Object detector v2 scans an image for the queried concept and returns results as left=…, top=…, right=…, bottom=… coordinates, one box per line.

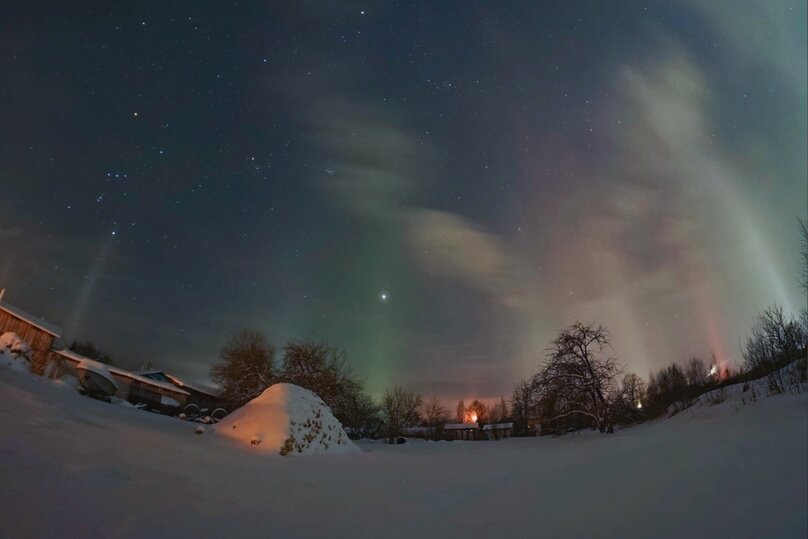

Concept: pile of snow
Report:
left=0, top=332, right=32, bottom=373
left=217, top=383, right=357, bottom=456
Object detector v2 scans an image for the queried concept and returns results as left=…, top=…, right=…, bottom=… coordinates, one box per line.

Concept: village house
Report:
left=0, top=295, right=63, bottom=375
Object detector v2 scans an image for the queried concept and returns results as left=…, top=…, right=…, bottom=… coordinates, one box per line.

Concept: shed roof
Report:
left=55, top=349, right=189, bottom=396
left=164, top=373, right=220, bottom=398
left=0, top=300, right=62, bottom=337
left=482, top=422, right=514, bottom=430
left=443, top=422, right=479, bottom=430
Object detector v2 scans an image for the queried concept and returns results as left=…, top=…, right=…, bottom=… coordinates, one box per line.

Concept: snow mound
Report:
left=216, top=383, right=358, bottom=456
left=0, top=332, right=32, bottom=373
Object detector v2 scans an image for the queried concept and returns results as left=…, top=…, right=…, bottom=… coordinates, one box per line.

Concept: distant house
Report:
left=51, top=349, right=190, bottom=414
left=0, top=299, right=62, bottom=375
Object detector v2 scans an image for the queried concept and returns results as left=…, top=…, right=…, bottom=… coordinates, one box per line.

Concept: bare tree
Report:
left=511, top=379, right=537, bottom=436
left=743, top=305, right=808, bottom=393
left=466, top=399, right=488, bottom=424
left=612, top=372, right=646, bottom=425
left=278, top=341, right=362, bottom=421
left=621, top=372, right=646, bottom=408
left=645, top=362, right=688, bottom=417
left=534, top=322, right=621, bottom=433
left=382, top=387, right=423, bottom=443
left=490, top=400, right=503, bottom=423
left=685, top=357, right=708, bottom=388
left=455, top=399, right=465, bottom=423
left=340, top=389, right=381, bottom=439
left=422, top=396, right=450, bottom=427
left=210, top=330, right=275, bottom=409
left=499, top=396, right=510, bottom=421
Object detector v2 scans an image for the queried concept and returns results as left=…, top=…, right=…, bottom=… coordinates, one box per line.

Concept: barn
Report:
left=0, top=298, right=62, bottom=375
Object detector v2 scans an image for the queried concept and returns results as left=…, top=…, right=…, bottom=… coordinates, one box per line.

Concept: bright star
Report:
left=379, top=292, right=388, bottom=302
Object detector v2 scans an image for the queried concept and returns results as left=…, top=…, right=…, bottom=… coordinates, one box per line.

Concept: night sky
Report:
left=1, top=1, right=806, bottom=401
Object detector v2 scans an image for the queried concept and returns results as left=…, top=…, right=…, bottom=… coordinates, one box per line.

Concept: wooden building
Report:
left=52, top=349, right=190, bottom=414
left=443, top=422, right=483, bottom=441
left=166, top=374, right=222, bottom=413
left=0, top=299, right=62, bottom=375
left=482, top=422, right=514, bottom=440
left=139, top=371, right=223, bottom=414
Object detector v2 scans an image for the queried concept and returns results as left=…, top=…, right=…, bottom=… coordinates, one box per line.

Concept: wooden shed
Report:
left=443, top=422, right=482, bottom=441
left=482, top=422, right=515, bottom=440
left=0, top=299, right=62, bottom=375
left=52, top=349, right=190, bottom=414
left=163, top=373, right=223, bottom=414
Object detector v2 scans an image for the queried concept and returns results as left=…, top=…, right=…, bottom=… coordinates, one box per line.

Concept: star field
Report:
left=0, top=1, right=805, bottom=400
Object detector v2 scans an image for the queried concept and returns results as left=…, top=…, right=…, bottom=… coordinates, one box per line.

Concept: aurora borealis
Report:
left=0, top=1, right=805, bottom=401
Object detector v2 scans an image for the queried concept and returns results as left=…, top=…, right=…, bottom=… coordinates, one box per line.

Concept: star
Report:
left=379, top=292, right=389, bottom=302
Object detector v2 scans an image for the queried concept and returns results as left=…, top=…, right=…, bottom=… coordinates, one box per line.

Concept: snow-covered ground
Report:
left=0, top=366, right=805, bottom=538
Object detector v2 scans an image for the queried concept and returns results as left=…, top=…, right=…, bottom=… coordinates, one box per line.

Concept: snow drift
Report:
left=0, top=332, right=32, bottom=373
left=216, top=383, right=358, bottom=456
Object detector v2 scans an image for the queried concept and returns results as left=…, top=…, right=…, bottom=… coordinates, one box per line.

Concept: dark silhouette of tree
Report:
left=612, top=372, right=646, bottom=425
left=278, top=341, right=362, bottom=421
left=210, top=330, right=275, bottom=409
left=382, top=387, right=423, bottom=443
left=645, top=362, right=688, bottom=417
left=534, top=322, right=621, bottom=433
left=455, top=399, right=465, bottom=423
left=685, top=357, right=708, bottom=389
left=422, top=396, right=450, bottom=427
left=499, top=396, right=510, bottom=421
left=511, top=379, right=536, bottom=436
left=742, top=305, right=808, bottom=393
left=466, top=399, right=488, bottom=424
left=70, top=340, right=112, bottom=364
left=340, top=389, right=381, bottom=439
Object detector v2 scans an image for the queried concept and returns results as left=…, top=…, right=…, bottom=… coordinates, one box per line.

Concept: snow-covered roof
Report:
left=0, top=300, right=62, bottom=337
left=443, top=422, right=479, bottom=430
left=402, top=426, right=434, bottom=434
left=164, top=373, right=220, bottom=398
left=76, top=358, right=119, bottom=390
left=54, top=349, right=189, bottom=396
left=482, top=422, right=514, bottom=430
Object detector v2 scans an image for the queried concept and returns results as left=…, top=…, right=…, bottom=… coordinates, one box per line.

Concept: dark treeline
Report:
left=211, top=221, right=808, bottom=441
left=211, top=306, right=806, bottom=441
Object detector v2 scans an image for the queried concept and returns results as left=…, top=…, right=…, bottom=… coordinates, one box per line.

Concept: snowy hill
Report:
left=0, top=365, right=805, bottom=538
left=216, top=383, right=357, bottom=456
left=670, top=362, right=806, bottom=420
